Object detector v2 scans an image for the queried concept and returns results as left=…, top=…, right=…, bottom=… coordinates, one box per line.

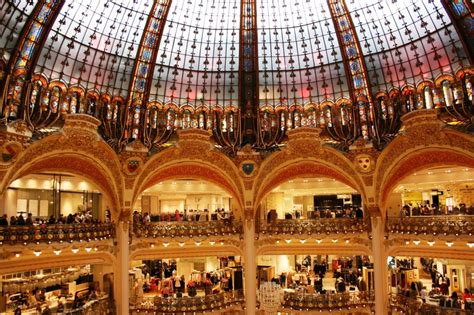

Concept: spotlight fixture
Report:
left=33, top=250, right=42, bottom=257
left=445, top=241, right=454, bottom=247
left=299, top=239, right=306, bottom=244
left=209, top=241, right=216, bottom=246
left=53, top=250, right=62, bottom=255
left=285, top=239, right=292, bottom=244
left=15, top=253, right=20, bottom=258
left=220, top=241, right=224, bottom=246
left=331, top=239, right=338, bottom=243
left=163, top=242, right=169, bottom=248
left=71, top=248, right=79, bottom=254
left=195, top=241, right=201, bottom=246
left=178, top=242, right=185, bottom=247
left=345, top=240, right=350, bottom=244
left=427, top=241, right=435, bottom=246
left=316, top=239, right=322, bottom=244
left=413, top=240, right=420, bottom=245
left=85, top=247, right=92, bottom=253
left=467, top=242, right=474, bottom=248
left=150, top=244, right=155, bottom=248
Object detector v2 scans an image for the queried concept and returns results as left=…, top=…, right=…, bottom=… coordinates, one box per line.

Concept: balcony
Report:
left=131, top=220, right=243, bottom=239
left=389, top=293, right=472, bottom=314
left=259, top=218, right=370, bottom=236
left=131, top=290, right=244, bottom=314
left=386, top=216, right=474, bottom=237
left=281, top=291, right=374, bottom=312
left=0, top=223, right=115, bottom=245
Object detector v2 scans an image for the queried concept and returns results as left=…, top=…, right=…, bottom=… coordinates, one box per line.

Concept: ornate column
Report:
left=243, top=209, right=257, bottom=315
left=115, top=220, right=130, bottom=315
left=371, top=215, right=388, bottom=314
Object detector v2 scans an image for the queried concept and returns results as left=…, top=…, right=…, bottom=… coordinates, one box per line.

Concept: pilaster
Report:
left=114, top=220, right=130, bottom=315
left=243, top=208, right=257, bottom=315
left=371, top=214, right=388, bottom=314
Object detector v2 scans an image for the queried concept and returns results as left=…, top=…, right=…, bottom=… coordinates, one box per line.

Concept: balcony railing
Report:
left=259, top=218, right=370, bottom=236
left=131, top=290, right=244, bottom=314
left=0, top=223, right=115, bottom=245
left=131, top=220, right=243, bottom=239
left=389, top=293, right=472, bottom=315
left=281, top=291, right=374, bottom=311
left=386, top=216, right=474, bottom=236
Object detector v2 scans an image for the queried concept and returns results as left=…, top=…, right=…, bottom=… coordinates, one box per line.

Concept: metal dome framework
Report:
left=0, top=0, right=473, bottom=154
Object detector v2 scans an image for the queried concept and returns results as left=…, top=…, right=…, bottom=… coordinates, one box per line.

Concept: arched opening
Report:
left=1, top=172, right=113, bottom=226
left=133, top=162, right=244, bottom=218
left=130, top=178, right=244, bottom=311
left=1, top=150, right=121, bottom=219
left=258, top=177, right=362, bottom=222
left=255, top=173, right=372, bottom=309
left=385, top=166, right=474, bottom=218
left=132, top=179, right=237, bottom=223
left=384, top=165, right=474, bottom=311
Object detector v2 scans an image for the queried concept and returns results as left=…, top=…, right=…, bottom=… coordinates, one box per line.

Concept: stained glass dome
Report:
left=0, top=0, right=473, bottom=152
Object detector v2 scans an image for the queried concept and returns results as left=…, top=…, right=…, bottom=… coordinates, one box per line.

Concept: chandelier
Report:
left=258, top=281, right=281, bottom=314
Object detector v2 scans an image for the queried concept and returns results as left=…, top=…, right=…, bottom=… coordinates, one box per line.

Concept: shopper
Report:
left=26, top=213, right=33, bottom=225
left=0, top=214, right=8, bottom=226
left=463, top=288, right=472, bottom=301
left=420, top=286, right=428, bottom=303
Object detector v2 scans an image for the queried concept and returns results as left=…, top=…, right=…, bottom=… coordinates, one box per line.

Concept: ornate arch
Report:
left=253, top=129, right=366, bottom=211
left=132, top=129, right=245, bottom=215
left=0, top=118, right=124, bottom=214
left=377, top=146, right=474, bottom=210
left=375, top=118, right=474, bottom=211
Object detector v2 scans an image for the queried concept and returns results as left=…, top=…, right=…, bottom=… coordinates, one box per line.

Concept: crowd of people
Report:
left=133, top=208, right=234, bottom=226
left=0, top=208, right=112, bottom=227
left=266, top=206, right=364, bottom=223
left=399, top=203, right=474, bottom=217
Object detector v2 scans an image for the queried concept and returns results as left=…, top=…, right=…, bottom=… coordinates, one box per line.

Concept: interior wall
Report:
left=1, top=189, right=17, bottom=218
left=386, top=192, right=402, bottom=217
left=60, top=192, right=85, bottom=215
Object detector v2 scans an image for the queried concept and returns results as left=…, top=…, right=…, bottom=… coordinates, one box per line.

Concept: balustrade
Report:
left=386, top=216, right=474, bottom=237
left=389, top=293, right=471, bottom=315
left=259, top=218, right=370, bottom=236
left=281, top=290, right=374, bottom=312
left=131, top=290, right=244, bottom=314
left=132, top=220, right=243, bottom=239
left=0, top=223, right=115, bottom=245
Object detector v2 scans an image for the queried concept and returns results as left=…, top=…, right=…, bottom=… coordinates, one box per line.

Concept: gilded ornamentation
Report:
left=354, top=153, right=375, bottom=173
left=0, top=141, right=22, bottom=164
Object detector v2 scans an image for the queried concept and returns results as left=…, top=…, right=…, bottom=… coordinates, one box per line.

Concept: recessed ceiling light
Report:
left=33, top=250, right=42, bottom=257
left=71, top=248, right=79, bottom=254
left=54, top=250, right=62, bottom=255
left=163, top=242, right=169, bottom=247
left=285, top=239, right=292, bottom=244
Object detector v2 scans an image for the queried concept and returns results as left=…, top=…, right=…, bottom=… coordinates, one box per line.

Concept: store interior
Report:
left=389, top=256, right=474, bottom=310
left=259, top=177, right=363, bottom=222
left=129, top=256, right=243, bottom=306
left=0, top=173, right=109, bottom=224
left=385, top=166, right=474, bottom=217
left=0, top=264, right=112, bottom=313
left=133, top=179, right=237, bottom=221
